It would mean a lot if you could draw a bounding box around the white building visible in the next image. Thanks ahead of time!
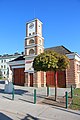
[0,53,21,79]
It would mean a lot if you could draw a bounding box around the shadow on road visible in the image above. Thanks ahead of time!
[0,112,12,120]
[21,113,40,120]
[0,80,5,84]
[0,88,28,95]
[19,98,33,104]
[38,96,72,109]
[14,89,28,95]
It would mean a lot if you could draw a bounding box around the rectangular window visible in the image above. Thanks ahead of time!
[77,64,80,71]
[4,60,6,62]
[4,65,6,69]
[1,65,3,68]
[1,60,3,63]
[77,64,79,71]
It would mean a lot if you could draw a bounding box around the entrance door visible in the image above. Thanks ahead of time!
[30,73,33,87]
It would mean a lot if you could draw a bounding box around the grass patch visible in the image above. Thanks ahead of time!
[69,88,80,110]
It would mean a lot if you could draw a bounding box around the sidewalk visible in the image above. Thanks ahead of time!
[0,80,80,120]
[0,98,80,120]
[0,81,71,104]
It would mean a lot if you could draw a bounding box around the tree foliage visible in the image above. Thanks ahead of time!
[33,50,69,72]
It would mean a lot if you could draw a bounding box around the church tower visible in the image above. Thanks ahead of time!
[25,18,45,87]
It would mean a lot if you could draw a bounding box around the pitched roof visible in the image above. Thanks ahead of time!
[45,45,72,55]
[9,55,25,62]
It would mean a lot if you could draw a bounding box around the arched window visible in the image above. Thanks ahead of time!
[29,39,34,44]
[29,49,35,55]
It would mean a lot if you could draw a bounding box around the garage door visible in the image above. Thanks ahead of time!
[46,71,66,88]
[46,71,54,87]
[13,68,25,86]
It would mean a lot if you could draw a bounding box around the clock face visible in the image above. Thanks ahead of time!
[29,23,34,29]
[28,22,35,36]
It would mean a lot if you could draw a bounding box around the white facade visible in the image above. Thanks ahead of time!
[0,53,21,78]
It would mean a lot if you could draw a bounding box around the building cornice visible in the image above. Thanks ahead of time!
[12,65,25,69]
[25,44,44,49]
[25,34,44,40]
[66,52,80,61]
[24,54,37,59]
[24,69,34,73]
[8,60,25,66]
[26,18,43,24]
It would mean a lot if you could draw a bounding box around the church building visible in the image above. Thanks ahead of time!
[9,18,80,88]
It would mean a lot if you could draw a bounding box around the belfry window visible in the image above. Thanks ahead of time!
[29,49,35,55]
[29,39,34,44]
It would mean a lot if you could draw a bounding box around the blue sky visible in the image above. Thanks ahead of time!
[0,0,80,55]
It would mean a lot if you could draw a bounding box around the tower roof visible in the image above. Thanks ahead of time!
[26,18,42,24]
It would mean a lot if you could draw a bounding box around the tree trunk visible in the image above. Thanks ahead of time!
[54,71,58,101]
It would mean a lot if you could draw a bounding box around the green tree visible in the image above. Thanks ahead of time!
[33,50,70,101]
